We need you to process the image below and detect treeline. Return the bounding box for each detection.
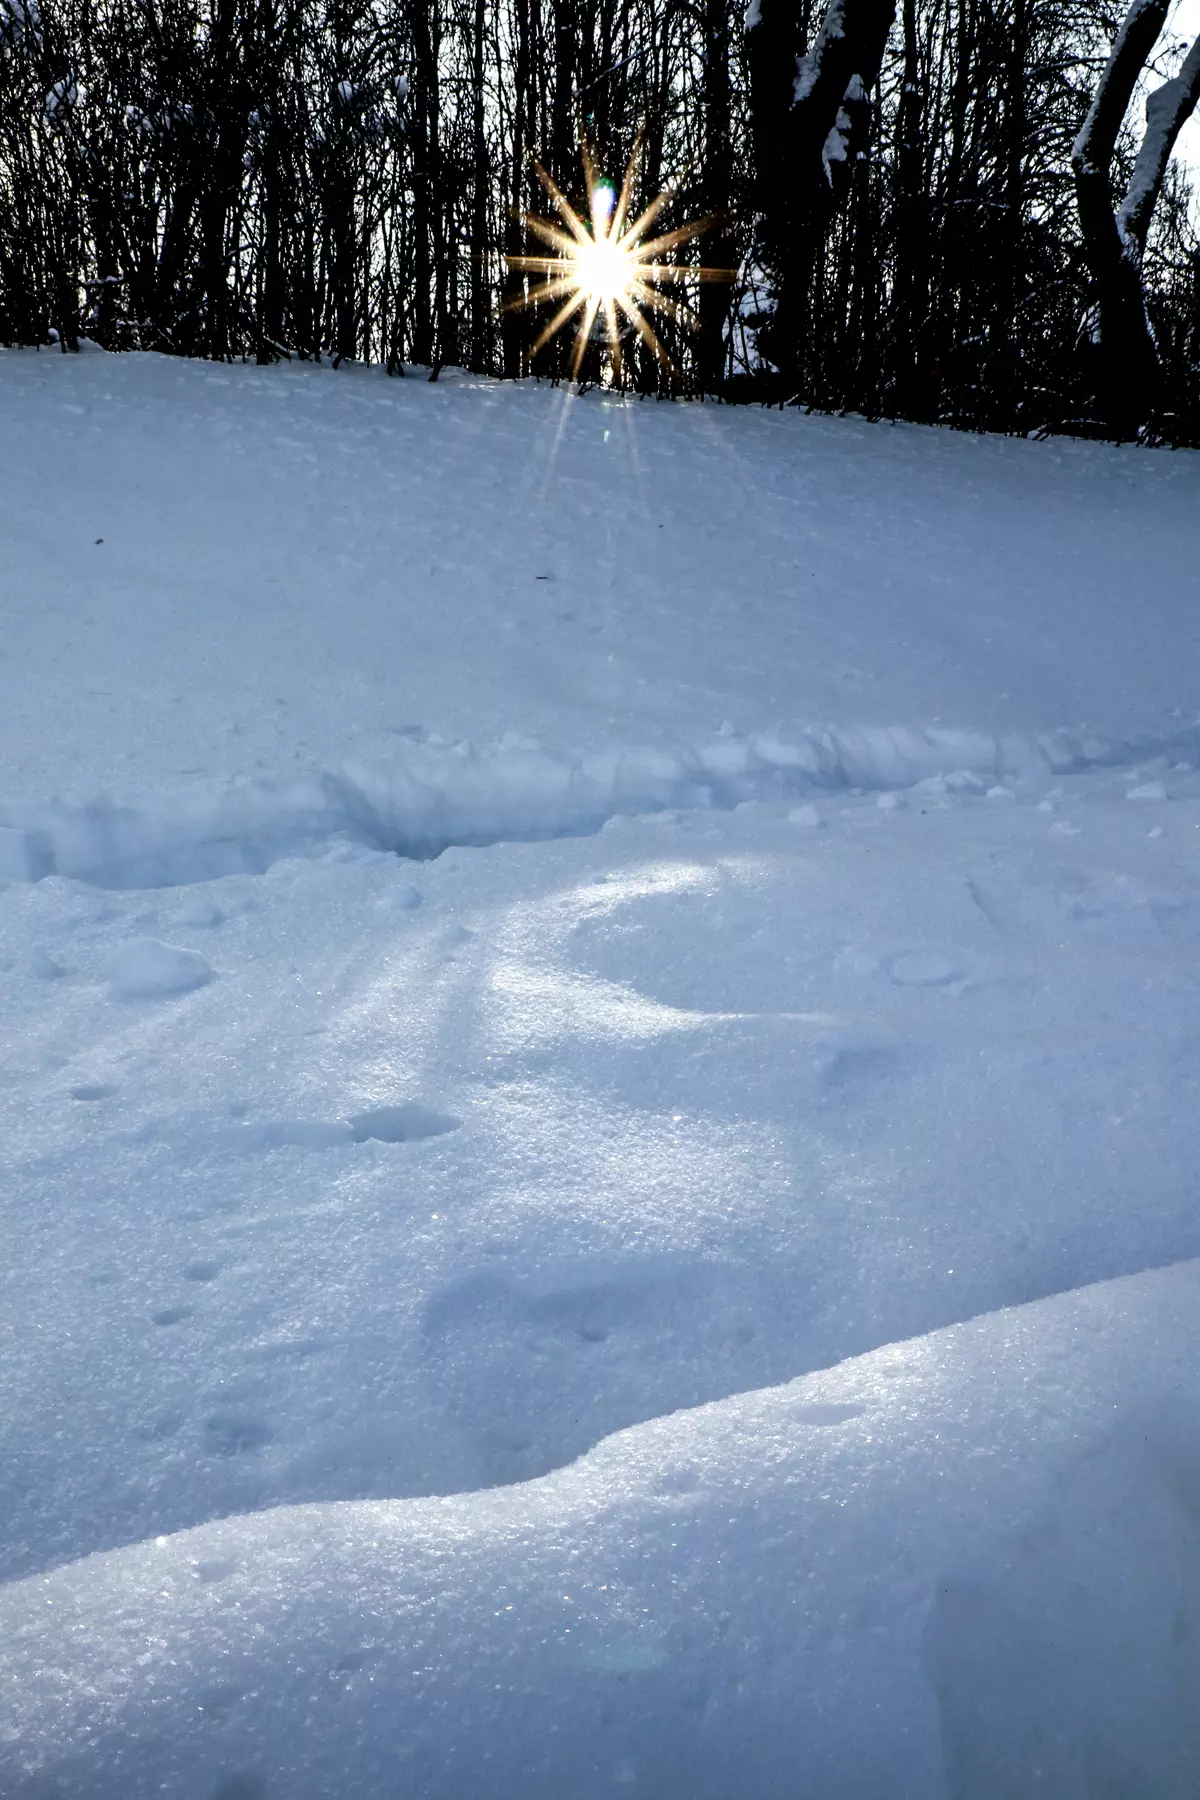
[0,0,1197,438]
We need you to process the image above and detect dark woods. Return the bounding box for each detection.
[1,0,1197,438]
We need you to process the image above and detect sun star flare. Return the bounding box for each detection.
[506,141,728,380]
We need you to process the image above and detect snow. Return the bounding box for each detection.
[1119,20,1200,246]
[795,0,846,105]
[822,107,852,180]
[4,1262,1200,1797]
[2,352,1196,815]
[1,348,1200,1794]
[1072,0,1172,172]
[102,934,215,998]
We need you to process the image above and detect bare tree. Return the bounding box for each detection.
[748,0,896,390]
[1072,0,1200,435]
[3,0,1199,436]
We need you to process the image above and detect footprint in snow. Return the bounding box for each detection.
[378,882,423,911]
[183,1258,222,1283]
[820,1042,897,1089]
[213,1774,268,1800]
[887,950,966,988]
[789,1401,866,1426]
[173,897,224,928]
[192,1557,237,1584]
[204,1412,274,1456]
[347,1103,460,1144]
[103,936,214,999]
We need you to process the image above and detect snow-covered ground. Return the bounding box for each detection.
[2,347,1200,1797]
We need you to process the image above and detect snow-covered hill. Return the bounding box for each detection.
[2,347,1199,1797]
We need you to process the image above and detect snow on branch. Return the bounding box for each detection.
[789,0,893,200]
[795,0,847,105]
[1071,0,1170,175]
[1117,31,1200,256]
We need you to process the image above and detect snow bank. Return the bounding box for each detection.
[3,1260,1199,1799]
[0,716,1185,889]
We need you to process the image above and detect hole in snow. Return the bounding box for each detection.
[789,1402,865,1427]
[204,1413,274,1456]
[183,1258,222,1283]
[212,1772,267,1800]
[347,1103,460,1145]
[193,1557,237,1584]
[151,1304,194,1327]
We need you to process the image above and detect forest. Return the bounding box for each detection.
[1,0,1198,440]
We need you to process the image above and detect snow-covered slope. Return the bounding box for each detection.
[4,1261,1200,1800]
[3,350,1199,805]
[1,348,1199,1797]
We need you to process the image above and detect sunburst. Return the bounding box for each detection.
[506,140,728,380]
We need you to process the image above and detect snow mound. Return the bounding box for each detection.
[3,1260,1200,1799]
[103,935,214,997]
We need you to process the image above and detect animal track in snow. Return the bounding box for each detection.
[887,950,967,987]
[173,897,225,927]
[151,1304,194,1326]
[103,935,214,999]
[244,1335,328,1364]
[212,1772,268,1800]
[789,1401,865,1427]
[820,1042,898,1090]
[192,1557,237,1584]
[184,1258,223,1282]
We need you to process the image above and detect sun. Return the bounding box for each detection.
[506,140,726,380]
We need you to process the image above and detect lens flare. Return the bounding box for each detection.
[506,140,730,380]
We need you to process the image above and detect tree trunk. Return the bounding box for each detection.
[696,0,733,392]
[890,0,927,414]
[749,0,896,392]
[1071,0,1170,436]
[1117,30,1200,257]
[470,0,490,372]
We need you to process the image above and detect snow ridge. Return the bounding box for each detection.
[2,716,1194,890]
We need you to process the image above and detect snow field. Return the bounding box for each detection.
[2,771,1200,1584]
[2,349,1200,1796]
[2,347,1200,814]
